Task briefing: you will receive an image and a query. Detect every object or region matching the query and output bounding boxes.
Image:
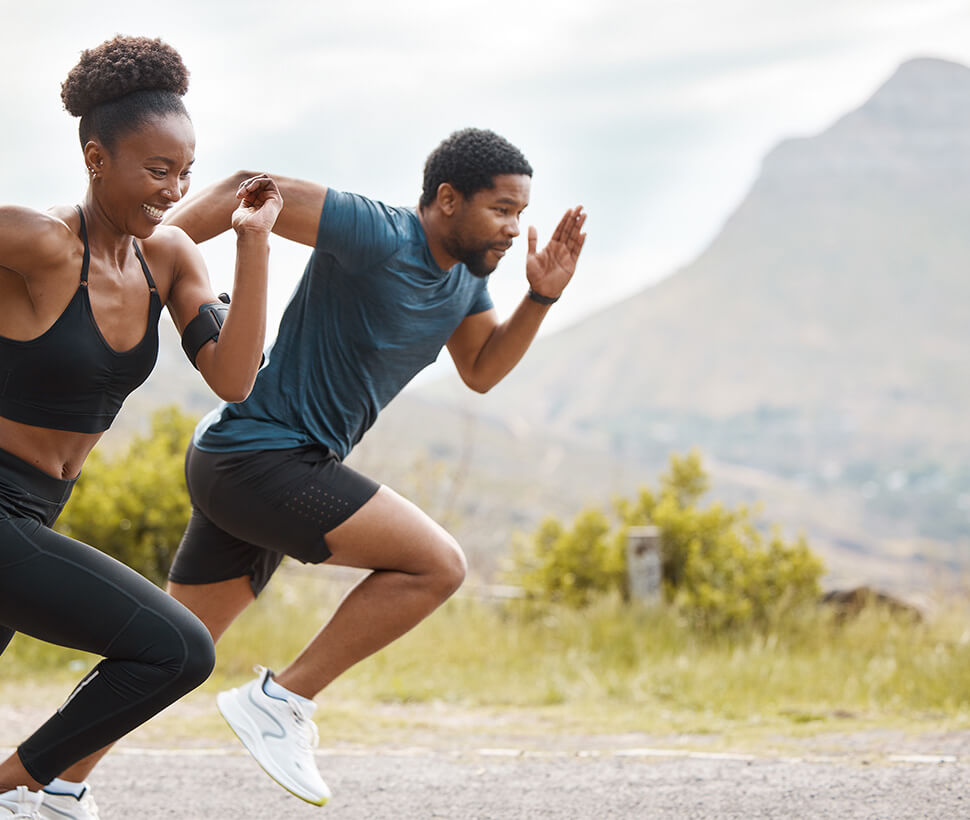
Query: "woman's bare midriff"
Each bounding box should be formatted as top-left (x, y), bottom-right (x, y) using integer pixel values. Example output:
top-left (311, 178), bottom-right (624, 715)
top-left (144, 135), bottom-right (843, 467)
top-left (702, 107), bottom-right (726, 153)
top-left (0, 416), bottom-right (102, 480)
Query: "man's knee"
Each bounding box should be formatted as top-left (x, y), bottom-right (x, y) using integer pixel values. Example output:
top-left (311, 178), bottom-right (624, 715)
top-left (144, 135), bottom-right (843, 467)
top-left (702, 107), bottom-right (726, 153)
top-left (430, 535), bottom-right (467, 598)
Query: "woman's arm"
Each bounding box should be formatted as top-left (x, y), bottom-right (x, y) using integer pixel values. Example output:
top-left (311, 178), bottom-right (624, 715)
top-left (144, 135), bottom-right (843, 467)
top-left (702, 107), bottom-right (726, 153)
top-left (164, 175), bottom-right (283, 401)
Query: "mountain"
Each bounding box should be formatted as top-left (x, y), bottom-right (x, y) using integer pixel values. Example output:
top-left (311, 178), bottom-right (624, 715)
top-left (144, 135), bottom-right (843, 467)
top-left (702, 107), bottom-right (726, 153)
top-left (458, 58), bottom-right (970, 446)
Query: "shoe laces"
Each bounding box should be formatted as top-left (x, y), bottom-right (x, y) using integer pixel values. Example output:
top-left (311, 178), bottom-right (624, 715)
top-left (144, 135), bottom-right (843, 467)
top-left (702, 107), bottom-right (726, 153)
top-left (1, 787), bottom-right (41, 819)
top-left (286, 697), bottom-right (320, 752)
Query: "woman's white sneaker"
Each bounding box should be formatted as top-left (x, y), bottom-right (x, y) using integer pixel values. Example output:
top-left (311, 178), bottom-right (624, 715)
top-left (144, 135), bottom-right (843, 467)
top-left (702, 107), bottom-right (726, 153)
top-left (0, 787), bottom-right (44, 819)
top-left (216, 666), bottom-right (331, 805)
top-left (38, 782), bottom-right (100, 820)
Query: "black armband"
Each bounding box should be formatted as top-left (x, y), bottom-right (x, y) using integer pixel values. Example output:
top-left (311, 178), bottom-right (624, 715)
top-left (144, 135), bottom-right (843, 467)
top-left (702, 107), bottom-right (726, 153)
top-left (181, 293), bottom-right (231, 369)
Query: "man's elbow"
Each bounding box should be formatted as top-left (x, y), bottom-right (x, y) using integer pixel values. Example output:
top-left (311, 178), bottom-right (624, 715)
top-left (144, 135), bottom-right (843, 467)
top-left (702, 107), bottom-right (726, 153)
top-left (461, 372), bottom-right (497, 394)
top-left (231, 169), bottom-right (263, 185)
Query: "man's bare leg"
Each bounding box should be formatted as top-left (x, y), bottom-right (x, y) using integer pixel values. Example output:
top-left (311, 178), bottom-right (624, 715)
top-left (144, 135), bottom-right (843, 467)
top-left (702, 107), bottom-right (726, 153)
top-left (246, 485), bottom-right (464, 699)
top-left (166, 575), bottom-right (256, 643)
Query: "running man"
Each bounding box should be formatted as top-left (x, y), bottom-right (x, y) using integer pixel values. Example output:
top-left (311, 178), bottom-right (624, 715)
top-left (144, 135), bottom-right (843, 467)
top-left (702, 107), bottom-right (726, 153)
top-left (165, 128), bottom-right (586, 805)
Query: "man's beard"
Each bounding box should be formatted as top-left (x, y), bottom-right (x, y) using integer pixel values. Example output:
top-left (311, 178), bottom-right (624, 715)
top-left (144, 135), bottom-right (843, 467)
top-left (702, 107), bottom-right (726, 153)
top-left (442, 237), bottom-right (500, 278)
top-left (461, 247), bottom-right (495, 278)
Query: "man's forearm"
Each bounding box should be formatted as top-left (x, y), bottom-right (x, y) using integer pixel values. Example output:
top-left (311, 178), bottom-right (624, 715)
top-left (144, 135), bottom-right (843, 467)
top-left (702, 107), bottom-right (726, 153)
top-left (166, 172), bottom-right (253, 243)
top-left (466, 297), bottom-right (551, 392)
top-left (169, 172), bottom-right (328, 248)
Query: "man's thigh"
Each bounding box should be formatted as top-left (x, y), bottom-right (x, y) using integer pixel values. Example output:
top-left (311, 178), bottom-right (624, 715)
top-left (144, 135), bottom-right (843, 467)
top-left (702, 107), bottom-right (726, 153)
top-left (323, 485), bottom-right (465, 574)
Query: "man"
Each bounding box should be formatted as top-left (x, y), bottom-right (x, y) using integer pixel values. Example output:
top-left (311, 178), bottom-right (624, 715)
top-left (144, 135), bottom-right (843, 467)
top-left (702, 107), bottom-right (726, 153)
top-left (165, 128), bottom-right (586, 805)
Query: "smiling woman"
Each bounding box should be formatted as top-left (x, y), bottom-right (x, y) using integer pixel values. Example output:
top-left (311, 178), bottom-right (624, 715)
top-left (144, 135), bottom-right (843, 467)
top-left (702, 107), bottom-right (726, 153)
top-left (0, 35), bottom-right (283, 820)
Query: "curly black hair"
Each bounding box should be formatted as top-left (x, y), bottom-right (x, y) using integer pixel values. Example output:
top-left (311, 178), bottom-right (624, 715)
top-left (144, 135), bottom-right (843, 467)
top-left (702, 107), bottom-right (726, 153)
top-left (61, 35), bottom-right (190, 151)
top-left (419, 128), bottom-right (533, 210)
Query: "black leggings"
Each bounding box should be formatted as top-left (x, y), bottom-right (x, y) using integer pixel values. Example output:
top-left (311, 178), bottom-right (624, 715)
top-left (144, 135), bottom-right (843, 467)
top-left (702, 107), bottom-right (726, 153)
top-left (0, 448), bottom-right (215, 784)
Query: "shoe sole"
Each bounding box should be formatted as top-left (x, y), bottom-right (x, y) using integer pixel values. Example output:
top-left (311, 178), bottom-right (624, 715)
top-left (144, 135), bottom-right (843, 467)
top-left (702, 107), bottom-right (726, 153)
top-left (216, 689), bottom-right (330, 806)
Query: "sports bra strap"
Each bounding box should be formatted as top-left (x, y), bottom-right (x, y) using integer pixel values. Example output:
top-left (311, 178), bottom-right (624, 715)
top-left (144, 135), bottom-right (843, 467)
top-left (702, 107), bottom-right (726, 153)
top-left (75, 205), bottom-right (90, 286)
top-left (74, 205), bottom-right (157, 292)
top-left (132, 242), bottom-right (158, 291)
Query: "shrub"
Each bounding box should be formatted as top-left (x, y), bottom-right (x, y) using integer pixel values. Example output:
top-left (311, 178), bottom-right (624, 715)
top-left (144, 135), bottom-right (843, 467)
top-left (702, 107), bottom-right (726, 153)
top-left (507, 451), bottom-right (825, 632)
top-left (510, 510), bottom-right (626, 608)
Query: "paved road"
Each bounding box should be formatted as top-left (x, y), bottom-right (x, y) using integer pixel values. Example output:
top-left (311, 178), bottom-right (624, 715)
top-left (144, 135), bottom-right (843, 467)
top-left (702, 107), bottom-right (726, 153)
top-left (88, 743), bottom-right (967, 819)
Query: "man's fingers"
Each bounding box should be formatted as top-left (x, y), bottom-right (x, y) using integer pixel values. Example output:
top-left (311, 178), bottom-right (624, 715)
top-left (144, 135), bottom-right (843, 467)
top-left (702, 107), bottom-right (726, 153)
top-left (565, 208), bottom-right (587, 253)
top-left (553, 206), bottom-right (586, 245)
top-left (528, 225), bottom-right (538, 256)
top-left (550, 209), bottom-right (572, 243)
top-left (565, 207), bottom-right (585, 243)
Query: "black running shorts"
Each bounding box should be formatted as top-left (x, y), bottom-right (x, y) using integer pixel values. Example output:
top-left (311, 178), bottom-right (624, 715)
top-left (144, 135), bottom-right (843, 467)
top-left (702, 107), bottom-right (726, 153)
top-left (168, 443), bottom-right (380, 597)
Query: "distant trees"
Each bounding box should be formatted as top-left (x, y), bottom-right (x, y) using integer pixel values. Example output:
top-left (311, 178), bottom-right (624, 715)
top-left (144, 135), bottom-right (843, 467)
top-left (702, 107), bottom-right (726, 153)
top-left (55, 406), bottom-right (196, 586)
top-left (507, 451), bottom-right (825, 632)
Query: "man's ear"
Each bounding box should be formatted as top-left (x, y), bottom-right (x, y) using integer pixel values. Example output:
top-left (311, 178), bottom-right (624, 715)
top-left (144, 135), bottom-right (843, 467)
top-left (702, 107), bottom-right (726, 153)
top-left (436, 182), bottom-right (460, 217)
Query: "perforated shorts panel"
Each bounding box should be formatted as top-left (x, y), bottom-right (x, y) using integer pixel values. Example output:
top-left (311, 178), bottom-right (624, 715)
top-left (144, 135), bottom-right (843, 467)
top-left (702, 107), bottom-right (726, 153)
top-left (168, 443), bottom-right (379, 596)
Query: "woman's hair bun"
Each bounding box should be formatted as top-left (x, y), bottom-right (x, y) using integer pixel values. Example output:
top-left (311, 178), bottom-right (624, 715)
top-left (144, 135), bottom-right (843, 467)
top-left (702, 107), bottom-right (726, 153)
top-left (61, 35), bottom-right (189, 118)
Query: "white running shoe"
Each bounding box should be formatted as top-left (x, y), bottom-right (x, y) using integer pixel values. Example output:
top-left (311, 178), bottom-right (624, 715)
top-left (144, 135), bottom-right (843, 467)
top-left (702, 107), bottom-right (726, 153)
top-left (38, 783), bottom-right (100, 820)
top-left (0, 787), bottom-right (44, 819)
top-left (217, 666), bottom-right (330, 806)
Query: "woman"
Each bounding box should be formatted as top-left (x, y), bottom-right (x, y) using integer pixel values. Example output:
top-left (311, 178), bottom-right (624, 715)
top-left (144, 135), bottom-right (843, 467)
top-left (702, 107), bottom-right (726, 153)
top-left (0, 36), bottom-right (281, 819)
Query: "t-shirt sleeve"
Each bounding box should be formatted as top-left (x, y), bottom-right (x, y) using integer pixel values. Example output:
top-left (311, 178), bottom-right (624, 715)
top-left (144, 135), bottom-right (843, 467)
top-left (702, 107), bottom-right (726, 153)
top-left (467, 280), bottom-right (494, 316)
top-left (315, 189), bottom-right (399, 271)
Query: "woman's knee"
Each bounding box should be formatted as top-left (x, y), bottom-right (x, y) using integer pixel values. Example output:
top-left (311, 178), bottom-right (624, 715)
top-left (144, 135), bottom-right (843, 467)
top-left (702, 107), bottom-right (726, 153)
top-left (133, 604), bottom-right (215, 692)
top-left (175, 612), bottom-right (216, 688)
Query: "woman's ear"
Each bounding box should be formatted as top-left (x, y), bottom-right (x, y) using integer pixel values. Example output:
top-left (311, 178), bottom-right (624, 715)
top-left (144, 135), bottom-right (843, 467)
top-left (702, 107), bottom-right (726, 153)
top-left (82, 141), bottom-right (106, 180)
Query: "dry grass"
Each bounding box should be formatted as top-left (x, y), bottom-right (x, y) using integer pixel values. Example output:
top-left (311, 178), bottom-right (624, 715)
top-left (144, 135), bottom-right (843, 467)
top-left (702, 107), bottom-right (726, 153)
top-left (3, 567), bottom-right (969, 752)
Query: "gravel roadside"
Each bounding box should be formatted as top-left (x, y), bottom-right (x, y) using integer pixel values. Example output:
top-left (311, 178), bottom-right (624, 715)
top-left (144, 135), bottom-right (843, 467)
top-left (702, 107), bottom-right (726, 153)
top-left (89, 742), bottom-right (968, 819)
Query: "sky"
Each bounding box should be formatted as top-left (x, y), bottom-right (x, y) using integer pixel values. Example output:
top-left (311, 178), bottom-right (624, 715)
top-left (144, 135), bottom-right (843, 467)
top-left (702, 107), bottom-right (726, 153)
top-left (3, 0), bottom-right (970, 348)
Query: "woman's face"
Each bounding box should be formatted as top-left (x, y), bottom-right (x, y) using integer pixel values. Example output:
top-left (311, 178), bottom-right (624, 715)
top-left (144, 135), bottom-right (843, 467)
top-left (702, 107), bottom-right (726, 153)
top-left (89, 111), bottom-right (196, 238)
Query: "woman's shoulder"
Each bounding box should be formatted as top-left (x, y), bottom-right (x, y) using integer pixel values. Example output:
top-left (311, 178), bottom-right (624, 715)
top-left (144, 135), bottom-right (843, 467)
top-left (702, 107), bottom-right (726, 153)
top-left (0, 204), bottom-right (81, 274)
top-left (138, 224), bottom-right (206, 298)
top-left (139, 223), bottom-right (198, 268)
top-left (1, 203), bottom-right (78, 236)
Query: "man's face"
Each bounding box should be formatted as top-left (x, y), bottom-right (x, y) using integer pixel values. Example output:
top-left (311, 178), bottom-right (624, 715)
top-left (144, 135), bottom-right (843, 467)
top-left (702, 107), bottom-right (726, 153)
top-left (444, 174), bottom-right (531, 277)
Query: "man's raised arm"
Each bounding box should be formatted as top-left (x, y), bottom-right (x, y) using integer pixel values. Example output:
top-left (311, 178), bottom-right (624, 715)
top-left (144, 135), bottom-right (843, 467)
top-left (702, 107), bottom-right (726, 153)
top-left (166, 171), bottom-right (328, 247)
top-left (447, 205), bottom-right (587, 393)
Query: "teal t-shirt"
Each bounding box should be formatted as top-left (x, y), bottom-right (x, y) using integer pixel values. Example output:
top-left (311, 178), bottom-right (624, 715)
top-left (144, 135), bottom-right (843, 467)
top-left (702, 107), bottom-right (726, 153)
top-left (194, 188), bottom-right (493, 459)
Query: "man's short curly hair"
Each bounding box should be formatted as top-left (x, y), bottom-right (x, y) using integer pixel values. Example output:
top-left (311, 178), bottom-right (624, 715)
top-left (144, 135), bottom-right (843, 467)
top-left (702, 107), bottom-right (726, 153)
top-left (61, 35), bottom-right (190, 151)
top-left (420, 128), bottom-right (533, 210)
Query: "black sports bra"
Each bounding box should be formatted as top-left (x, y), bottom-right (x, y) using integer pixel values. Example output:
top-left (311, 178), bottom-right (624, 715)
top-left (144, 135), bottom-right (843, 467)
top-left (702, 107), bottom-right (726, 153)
top-left (0, 207), bottom-right (162, 433)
